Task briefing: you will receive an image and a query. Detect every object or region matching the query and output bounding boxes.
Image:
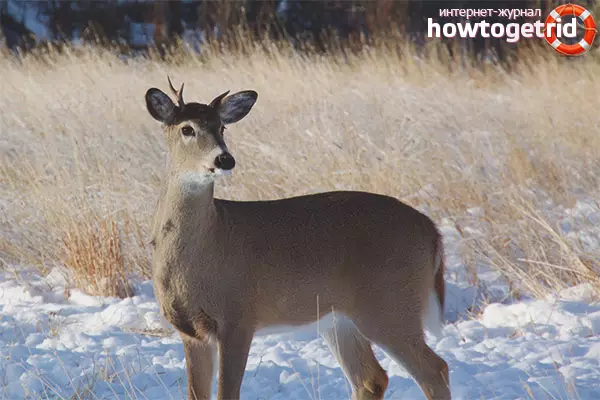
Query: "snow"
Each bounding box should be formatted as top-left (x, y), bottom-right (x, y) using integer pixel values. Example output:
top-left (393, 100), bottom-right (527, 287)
top-left (1, 272), bottom-right (599, 400)
top-left (0, 217), bottom-right (599, 399)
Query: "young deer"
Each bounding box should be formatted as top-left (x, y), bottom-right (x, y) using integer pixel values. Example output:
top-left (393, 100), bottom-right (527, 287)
top-left (145, 78), bottom-right (451, 400)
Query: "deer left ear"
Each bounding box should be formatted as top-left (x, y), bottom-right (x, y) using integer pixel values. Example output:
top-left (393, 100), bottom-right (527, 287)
top-left (215, 90), bottom-right (258, 125)
top-left (146, 88), bottom-right (177, 123)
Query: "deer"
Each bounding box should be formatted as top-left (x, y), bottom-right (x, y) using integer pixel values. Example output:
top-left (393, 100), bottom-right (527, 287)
top-left (145, 78), bottom-right (451, 400)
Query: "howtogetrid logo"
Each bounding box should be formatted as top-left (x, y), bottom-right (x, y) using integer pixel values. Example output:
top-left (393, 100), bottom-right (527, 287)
top-left (427, 3), bottom-right (597, 57)
top-left (544, 3), bottom-right (596, 56)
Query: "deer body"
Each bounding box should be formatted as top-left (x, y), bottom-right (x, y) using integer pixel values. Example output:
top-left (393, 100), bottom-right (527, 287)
top-left (145, 79), bottom-right (451, 400)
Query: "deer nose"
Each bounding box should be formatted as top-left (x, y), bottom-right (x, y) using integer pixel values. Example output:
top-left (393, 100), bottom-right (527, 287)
top-left (214, 152), bottom-right (235, 171)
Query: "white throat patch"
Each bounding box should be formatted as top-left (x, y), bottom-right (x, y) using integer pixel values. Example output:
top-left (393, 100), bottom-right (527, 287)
top-left (214, 168), bottom-right (233, 177)
top-left (179, 171), bottom-right (214, 195)
top-left (178, 169), bottom-right (232, 195)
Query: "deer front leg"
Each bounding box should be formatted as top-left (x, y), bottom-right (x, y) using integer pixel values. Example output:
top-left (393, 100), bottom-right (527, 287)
top-left (182, 334), bottom-right (217, 400)
top-left (216, 325), bottom-right (254, 400)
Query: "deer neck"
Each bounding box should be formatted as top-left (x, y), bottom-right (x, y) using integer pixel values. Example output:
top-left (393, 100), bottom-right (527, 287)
top-left (152, 171), bottom-right (223, 299)
top-left (160, 170), bottom-right (219, 231)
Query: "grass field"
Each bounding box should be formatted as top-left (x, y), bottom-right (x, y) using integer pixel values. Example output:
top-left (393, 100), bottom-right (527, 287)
top-left (1, 42), bottom-right (598, 299)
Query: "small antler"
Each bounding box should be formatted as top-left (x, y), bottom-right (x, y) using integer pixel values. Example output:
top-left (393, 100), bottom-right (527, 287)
top-left (167, 76), bottom-right (185, 109)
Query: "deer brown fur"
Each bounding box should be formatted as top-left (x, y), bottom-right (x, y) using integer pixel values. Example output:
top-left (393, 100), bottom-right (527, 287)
top-left (145, 78), bottom-right (451, 400)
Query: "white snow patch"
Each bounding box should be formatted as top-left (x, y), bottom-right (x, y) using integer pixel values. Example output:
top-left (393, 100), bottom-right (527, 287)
top-left (0, 266), bottom-right (598, 399)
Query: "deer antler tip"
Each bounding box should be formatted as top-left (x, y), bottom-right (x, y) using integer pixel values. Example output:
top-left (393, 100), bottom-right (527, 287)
top-left (166, 76), bottom-right (185, 108)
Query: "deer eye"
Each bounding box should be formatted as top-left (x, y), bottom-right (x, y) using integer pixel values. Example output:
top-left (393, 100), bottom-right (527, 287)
top-left (181, 126), bottom-right (195, 137)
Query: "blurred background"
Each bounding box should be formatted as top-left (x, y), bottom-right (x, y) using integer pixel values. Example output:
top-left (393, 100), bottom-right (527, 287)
top-left (2, 0), bottom-right (597, 62)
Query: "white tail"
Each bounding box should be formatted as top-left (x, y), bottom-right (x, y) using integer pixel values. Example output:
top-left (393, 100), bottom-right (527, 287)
top-left (424, 236), bottom-right (446, 339)
top-left (145, 78), bottom-right (451, 400)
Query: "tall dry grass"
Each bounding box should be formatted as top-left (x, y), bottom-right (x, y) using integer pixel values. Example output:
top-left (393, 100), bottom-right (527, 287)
top-left (0, 41), bottom-right (598, 299)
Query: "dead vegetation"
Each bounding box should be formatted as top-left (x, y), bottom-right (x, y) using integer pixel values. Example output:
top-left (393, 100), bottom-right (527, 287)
top-left (0, 40), bottom-right (598, 299)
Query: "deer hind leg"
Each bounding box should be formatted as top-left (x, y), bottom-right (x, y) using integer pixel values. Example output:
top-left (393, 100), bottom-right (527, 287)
top-left (375, 334), bottom-right (449, 400)
top-left (182, 334), bottom-right (217, 400)
top-left (384, 338), bottom-right (450, 400)
top-left (321, 315), bottom-right (388, 400)
top-left (352, 315), bottom-right (450, 400)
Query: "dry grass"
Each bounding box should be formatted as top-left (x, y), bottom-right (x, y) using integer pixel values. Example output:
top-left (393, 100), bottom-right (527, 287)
top-left (0, 41), bottom-right (598, 299)
top-left (61, 214), bottom-right (133, 299)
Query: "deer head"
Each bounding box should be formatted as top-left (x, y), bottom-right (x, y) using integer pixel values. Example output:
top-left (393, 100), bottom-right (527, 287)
top-left (145, 77), bottom-right (258, 178)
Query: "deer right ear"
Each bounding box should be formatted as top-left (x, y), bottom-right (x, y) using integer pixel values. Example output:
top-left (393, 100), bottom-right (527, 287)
top-left (145, 88), bottom-right (176, 123)
top-left (217, 90), bottom-right (258, 125)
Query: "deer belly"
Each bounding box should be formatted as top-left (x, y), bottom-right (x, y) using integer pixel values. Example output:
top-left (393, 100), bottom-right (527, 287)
top-left (255, 312), bottom-right (338, 337)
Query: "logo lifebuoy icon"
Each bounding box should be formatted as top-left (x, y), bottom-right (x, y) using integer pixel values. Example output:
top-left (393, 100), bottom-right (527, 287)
top-left (544, 3), bottom-right (597, 56)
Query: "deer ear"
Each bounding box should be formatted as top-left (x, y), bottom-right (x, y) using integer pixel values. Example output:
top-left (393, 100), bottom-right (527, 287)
top-left (217, 90), bottom-right (258, 124)
top-left (146, 88), bottom-right (176, 123)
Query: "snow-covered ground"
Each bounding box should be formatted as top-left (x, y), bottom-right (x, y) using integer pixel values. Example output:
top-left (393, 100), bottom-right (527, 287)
top-left (1, 192), bottom-right (600, 400)
top-left (1, 216), bottom-right (599, 400)
top-left (1, 268), bottom-right (599, 400)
